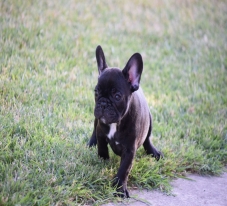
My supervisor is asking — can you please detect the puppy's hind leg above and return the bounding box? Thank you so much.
[88,118,98,147]
[143,115,163,161]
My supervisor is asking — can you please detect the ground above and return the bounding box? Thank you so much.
[1,0,227,205]
[104,171,227,206]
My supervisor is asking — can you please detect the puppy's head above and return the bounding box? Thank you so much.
[94,45,143,124]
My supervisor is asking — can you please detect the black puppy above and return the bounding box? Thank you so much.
[88,45,162,198]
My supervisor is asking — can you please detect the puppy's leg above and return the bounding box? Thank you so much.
[113,147,135,198]
[97,136,109,160]
[96,125,109,160]
[88,118,98,147]
[143,115,163,160]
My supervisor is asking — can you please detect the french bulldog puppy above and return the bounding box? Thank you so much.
[88,45,162,198]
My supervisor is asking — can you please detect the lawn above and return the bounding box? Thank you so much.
[0,0,227,205]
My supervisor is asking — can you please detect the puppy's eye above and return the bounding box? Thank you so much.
[115,94,121,101]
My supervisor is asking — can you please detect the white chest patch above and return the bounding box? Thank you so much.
[107,123,117,139]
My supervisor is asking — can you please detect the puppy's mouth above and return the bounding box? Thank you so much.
[95,111,119,124]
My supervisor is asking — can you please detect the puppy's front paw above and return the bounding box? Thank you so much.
[113,177,130,198]
[114,187,130,198]
[152,150,164,161]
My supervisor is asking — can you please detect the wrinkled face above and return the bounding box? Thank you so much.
[94,68,131,124]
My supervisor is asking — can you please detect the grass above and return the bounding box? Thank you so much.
[0,0,227,205]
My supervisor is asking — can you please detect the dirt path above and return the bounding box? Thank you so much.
[104,172,227,206]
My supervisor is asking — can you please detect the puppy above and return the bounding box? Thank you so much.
[88,45,162,198]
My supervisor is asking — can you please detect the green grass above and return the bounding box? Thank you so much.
[0,0,227,205]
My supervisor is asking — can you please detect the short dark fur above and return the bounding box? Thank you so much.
[88,45,162,198]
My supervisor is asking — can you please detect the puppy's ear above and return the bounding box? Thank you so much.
[96,45,108,75]
[122,53,143,92]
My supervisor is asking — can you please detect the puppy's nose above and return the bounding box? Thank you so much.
[101,102,107,108]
